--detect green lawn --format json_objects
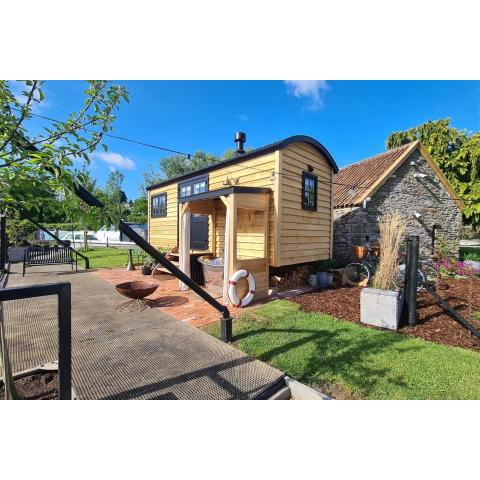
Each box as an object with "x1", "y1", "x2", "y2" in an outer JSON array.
[
  {"x1": 77, "y1": 247, "x2": 132, "y2": 269},
  {"x1": 204, "y1": 300, "x2": 480, "y2": 399}
]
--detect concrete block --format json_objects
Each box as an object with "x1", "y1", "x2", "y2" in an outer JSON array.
[
  {"x1": 285, "y1": 377, "x2": 331, "y2": 400},
  {"x1": 360, "y1": 288, "x2": 402, "y2": 330},
  {"x1": 269, "y1": 386, "x2": 291, "y2": 400}
]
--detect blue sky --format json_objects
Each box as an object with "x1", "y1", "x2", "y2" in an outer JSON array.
[{"x1": 18, "y1": 80, "x2": 480, "y2": 200}]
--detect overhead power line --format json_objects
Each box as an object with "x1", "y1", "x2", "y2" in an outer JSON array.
[
  {"x1": 4, "y1": 108, "x2": 370, "y2": 190},
  {"x1": 2, "y1": 108, "x2": 478, "y2": 204},
  {"x1": 8, "y1": 108, "x2": 192, "y2": 157}
]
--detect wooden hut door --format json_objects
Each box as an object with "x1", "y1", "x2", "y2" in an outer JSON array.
[{"x1": 190, "y1": 214, "x2": 209, "y2": 251}]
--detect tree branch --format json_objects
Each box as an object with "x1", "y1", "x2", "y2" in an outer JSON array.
[{"x1": 0, "y1": 81, "x2": 38, "y2": 153}]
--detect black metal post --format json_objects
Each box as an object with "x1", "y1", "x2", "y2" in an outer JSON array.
[
  {"x1": 403, "y1": 237, "x2": 411, "y2": 311},
  {"x1": 58, "y1": 283, "x2": 72, "y2": 400},
  {"x1": 221, "y1": 314, "x2": 233, "y2": 343},
  {"x1": 407, "y1": 235, "x2": 419, "y2": 326},
  {"x1": 0, "y1": 214, "x2": 6, "y2": 273}
]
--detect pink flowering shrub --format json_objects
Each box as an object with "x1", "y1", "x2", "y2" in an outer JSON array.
[{"x1": 434, "y1": 259, "x2": 480, "y2": 278}]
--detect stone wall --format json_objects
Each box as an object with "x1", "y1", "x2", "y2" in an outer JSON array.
[{"x1": 333, "y1": 149, "x2": 462, "y2": 264}]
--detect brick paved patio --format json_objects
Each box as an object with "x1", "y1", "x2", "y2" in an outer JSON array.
[
  {"x1": 94, "y1": 268, "x2": 312, "y2": 327},
  {"x1": 95, "y1": 268, "x2": 255, "y2": 327}
]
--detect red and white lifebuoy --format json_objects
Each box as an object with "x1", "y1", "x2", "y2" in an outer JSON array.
[{"x1": 228, "y1": 269, "x2": 255, "y2": 307}]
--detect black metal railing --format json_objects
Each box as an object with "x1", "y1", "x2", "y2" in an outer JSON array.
[
  {"x1": 0, "y1": 282, "x2": 72, "y2": 399},
  {"x1": 6, "y1": 132, "x2": 233, "y2": 342},
  {"x1": 402, "y1": 235, "x2": 480, "y2": 339},
  {"x1": 76, "y1": 183, "x2": 233, "y2": 342}
]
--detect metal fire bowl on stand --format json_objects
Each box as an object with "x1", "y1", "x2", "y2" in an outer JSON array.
[{"x1": 115, "y1": 281, "x2": 158, "y2": 312}]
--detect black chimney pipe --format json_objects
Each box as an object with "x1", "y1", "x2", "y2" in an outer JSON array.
[{"x1": 235, "y1": 132, "x2": 246, "y2": 154}]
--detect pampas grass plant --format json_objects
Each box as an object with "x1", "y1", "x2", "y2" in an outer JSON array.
[{"x1": 372, "y1": 212, "x2": 407, "y2": 291}]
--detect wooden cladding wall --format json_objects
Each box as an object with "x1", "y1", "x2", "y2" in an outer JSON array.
[
  {"x1": 278, "y1": 143, "x2": 333, "y2": 266},
  {"x1": 148, "y1": 142, "x2": 334, "y2": 268},
  {"x1": 148, "y1": 152, "x2": 278, "y2": 259},
  {"x1": 148, "y1": 182, "x2": 178, "y2": 249},
  {"x1": 237, "y1": 208, "x2": 267, "y2": 260}
]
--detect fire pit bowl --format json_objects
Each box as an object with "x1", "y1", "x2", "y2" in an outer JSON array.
[
  {"x1": 115, "y1": 281, "x2": 158, "y2": 311},
  {"x1": 116, "y1": 281, "x2": 158, "y2": 299}
]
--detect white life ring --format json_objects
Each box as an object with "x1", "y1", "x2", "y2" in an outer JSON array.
[{"x1": 228, "y1": 269, "x2": 255, "y2": 307}]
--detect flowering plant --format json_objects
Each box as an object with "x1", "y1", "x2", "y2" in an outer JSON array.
[{"x1": 435, "y1": 259, "x2": 480, "y2": 278}]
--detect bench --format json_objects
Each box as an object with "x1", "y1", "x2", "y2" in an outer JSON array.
[{"x1": 23, "y1": 245, "x2": 77, "y2": 276}]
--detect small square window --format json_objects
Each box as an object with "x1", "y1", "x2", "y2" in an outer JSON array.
[
  {"x1": 179, "y1": 175, "x2": 208, "y2": 198},
  {"x1": 193, "y1": 180, "x2": 207, "y2": 195},
  {"x1": 151, "y1": 193, "x2": 167, "y2": 218},
  {"x1": 302, "y1": 172, "x2": 317, "y2": 210}
]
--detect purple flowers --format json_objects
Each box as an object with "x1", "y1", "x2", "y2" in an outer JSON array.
[{"x1": 434, "y1": 259, "x2": 480, "y2": 278}]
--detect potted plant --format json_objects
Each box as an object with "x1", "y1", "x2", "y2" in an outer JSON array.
[
  {"x1": 141, "y1": 257, "x2": 153, "y2": 275},
  {"x1": 314, "y1": 259, "x2": 342, "y2": 288},
  {"x1": 360, "y1": 213, "x2": 407, "y2": 330}
]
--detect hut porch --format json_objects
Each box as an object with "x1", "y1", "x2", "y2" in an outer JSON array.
[{"x1": 178, "y1": 186, "x2": 271, "y2": 305}]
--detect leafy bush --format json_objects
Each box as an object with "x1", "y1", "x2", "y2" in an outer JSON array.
[
  {"x1": 6, "y1": 219, "x2": 36, "y2": 246},
  {"x1": 462, "y1": 251, "x2": 480, "y2": 262},
  {"x1": 434, "y1": 238, "x2": 458, "y2": 261},
  {"x1": 459, "y1": 225, "x2": 480, "y2": 240}
]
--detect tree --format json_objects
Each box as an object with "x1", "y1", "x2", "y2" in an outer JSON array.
[
  {"x1": 1, "y1": 81, "x2": 128, "y2": 219},
  {"x1": 153, "y1": 148, "x2": 253, "y2": 182},
  {"x1": 0, "y1": 80, "x2": 128, "y2": 399},
  {"x1": 386, "y1": 118, "x2": 480, "y2": 228},
  {"x1": 61, "y1": 167, "x2": 105, "y2": 251},
  {"x1": 104, "y1": 170, "x2": 127, "y2": 219},
  {"x1": 138, "y1": 164, "x2": 164, "y2": 197},
  {"x1": 159, "y1": 151, "x2": 221, "y2": 180},
  {"x1": 125, "y1": 197, "x2": 148, "y2": 223}
]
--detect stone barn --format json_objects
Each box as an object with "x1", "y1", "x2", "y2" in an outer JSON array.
[{"x1": 333, "y1": 140, "x2": 464, "y2": 264}]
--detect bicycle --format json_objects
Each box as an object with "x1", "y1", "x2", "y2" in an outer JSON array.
[
  {"x1": 396, "y1": 258, "x2": 437, "y2": 291},
  {"x1": 343, "y1": 242, "x2": 380, "y2": 287},
  {"x1": 343, "y1": 239, "x2": 433, "y2": 290}
]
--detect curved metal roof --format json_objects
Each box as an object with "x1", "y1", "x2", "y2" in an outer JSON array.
[{"x1": 146, "y1": 135, "x2": 338, "y2": 190}]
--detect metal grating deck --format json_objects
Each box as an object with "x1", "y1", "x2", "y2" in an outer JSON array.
[{"x1": 3, "y1": 264, "x2": 283, "y2": 399}]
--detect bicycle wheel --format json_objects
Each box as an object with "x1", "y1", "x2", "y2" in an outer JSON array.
[
  {"x1": 396, "y1": 264, "x2": 426, "y2": 291},
  {"x1": 343, "y1": 263, "x2": 370, "y2": 286}
]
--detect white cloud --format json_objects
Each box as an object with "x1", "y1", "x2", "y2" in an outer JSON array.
[
  {"x1": 94, "y1": 151, "x2": 136, "y2": 170},
  {"x1": 284, "y1": 80, "x2": 330, "y2": 111},
  {"x1": 8, "y1": 80, "x2": 53, "y2": 112}
]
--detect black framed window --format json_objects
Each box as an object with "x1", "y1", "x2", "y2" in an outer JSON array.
[
  {"x1": 302, "y1": 172, "x2": 317, "y2": 210},
  {"x1": 179, "y1": 175, "x2": 208, "y2": 198},
  {"x1": 151, "y1": 193, "x2": 167, "y2": 217}
]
